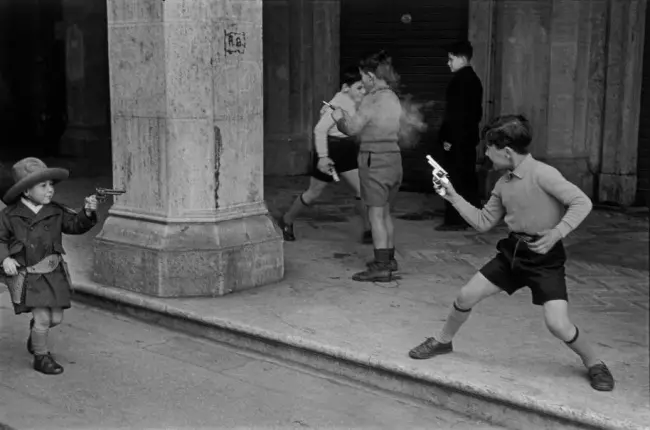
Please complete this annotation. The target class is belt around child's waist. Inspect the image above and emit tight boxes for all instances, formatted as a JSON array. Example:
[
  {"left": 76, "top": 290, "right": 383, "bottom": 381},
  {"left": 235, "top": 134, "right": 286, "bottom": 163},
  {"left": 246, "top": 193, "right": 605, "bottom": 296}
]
[{"left": 509, "top": 232, "right": 540, "bottom": 243}]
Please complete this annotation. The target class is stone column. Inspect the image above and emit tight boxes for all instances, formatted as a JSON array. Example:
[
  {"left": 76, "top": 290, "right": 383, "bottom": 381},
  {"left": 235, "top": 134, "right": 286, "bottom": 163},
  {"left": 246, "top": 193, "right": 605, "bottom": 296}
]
[
  {"left": 93, "top": 0, "right": 284, "bottom": 297},
  {"left": 545, "top": 0, "right": 610, "bottom": 194},
  {"left": 59, "top": 0, "right": 111, "bottom": 161},
  {"left": 598, "top": 0, "right": 647, "bottom": 205}
]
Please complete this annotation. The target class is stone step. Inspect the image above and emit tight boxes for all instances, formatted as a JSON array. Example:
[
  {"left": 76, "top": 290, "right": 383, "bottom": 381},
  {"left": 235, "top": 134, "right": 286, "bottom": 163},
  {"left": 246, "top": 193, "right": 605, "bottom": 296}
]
[{"left": 72, "top": 281, "right": 641, "bottom": 430}]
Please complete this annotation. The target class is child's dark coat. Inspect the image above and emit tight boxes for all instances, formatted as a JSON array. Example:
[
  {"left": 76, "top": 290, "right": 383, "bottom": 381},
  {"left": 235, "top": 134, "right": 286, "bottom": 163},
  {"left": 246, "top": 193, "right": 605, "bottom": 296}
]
[{"left": 0, "top": 201, "right": 96, "bottom": 314}]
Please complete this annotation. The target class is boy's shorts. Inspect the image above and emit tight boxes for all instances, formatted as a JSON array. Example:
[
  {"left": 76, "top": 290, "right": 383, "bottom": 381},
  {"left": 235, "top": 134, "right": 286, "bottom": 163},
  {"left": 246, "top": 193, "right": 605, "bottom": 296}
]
[
  {"left": 480, "top": 232, "right": 568, "bottom": 306},
  {"left": 311, "top": 136, "right": 359, "bottom": 183},
  {"left": 358, "top": 151, "right": 403, "bottom": 207}
]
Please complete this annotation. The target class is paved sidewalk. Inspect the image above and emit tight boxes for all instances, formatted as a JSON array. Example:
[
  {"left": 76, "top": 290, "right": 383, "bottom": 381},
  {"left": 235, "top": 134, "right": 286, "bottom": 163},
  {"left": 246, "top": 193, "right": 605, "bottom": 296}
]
[
  {"left": 10, "top": 175, "right": 650, "bottom": 429},
  {"left": 1, "top": 297, "right": 497, "bottom": 430}
]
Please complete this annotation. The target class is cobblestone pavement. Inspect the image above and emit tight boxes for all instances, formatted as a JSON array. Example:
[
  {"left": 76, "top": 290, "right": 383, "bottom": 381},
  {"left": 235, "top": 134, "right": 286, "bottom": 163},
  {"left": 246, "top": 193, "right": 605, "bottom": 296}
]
[{"left": 8, "top": 173, "right": 649, "bottom": 428}]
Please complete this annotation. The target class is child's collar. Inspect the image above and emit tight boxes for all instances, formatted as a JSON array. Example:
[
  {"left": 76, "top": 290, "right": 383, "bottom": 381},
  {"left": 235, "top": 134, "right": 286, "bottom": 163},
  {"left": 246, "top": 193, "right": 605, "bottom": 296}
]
[{"left": 21, "top": 197, "right": 43, "bottom": 214}]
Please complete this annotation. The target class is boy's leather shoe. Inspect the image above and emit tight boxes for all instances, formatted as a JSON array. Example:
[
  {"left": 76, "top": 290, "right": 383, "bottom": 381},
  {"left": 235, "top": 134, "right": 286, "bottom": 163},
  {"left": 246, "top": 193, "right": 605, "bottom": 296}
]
[
  {"left": 408, "top": 337, "right": 453, "bottom": 359},
  {"left": 33, "top": 353, "right": 64, "bottom": 375},
  {"left": 588, "top": 362, "right": 614, "bottom": 391},
  {"left": 352, "top": 262, "right": 395, "bottom": 282},
  {"left": 277, "top": 217, "right": 295, "bottom": 241},
  {"left": 366, "top": 259, "right": 399, "bottom": 272}
]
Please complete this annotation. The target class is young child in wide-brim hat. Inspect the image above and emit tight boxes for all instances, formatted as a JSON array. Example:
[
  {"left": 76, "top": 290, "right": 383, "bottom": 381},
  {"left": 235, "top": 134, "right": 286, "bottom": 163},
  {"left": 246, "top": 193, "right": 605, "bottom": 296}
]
[{"left": 0, "top": 157, "right": 98, "bottom": 375}]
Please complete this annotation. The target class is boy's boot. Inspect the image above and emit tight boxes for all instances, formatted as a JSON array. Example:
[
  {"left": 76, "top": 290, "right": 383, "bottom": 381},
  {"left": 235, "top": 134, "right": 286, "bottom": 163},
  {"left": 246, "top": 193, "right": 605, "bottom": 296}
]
[
  {"left": 366, "top": 247, "right": 398, "bottom": 272},
  {"left": 353, "top": 249, "right": 395, "bottom": 282},
  {"left": 34, "top": 354, "right": 64, "bottom": 375},
  {"left": 31, "top": 327, "right": 63, "bottom": 375}
]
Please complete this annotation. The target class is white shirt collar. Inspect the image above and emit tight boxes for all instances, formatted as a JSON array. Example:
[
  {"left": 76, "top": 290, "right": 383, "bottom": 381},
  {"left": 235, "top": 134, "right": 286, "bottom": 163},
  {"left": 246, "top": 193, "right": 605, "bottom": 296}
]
[{"left": 21, "top": 197, "right": 43, "bottom": 214}]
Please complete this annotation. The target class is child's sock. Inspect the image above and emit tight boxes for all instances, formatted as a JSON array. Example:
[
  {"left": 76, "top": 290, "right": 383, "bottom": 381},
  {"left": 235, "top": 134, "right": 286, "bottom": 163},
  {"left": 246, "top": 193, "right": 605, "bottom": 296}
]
[
  {"left": 283, "top": 194, "right": 310, "bottom": 225},
  {"left": 438, "top": 301, "right": 472, "bottom": 343},
  {"left": 31, "top": 327, "right": 49, "bottom": 356},
  {"left": 565, "top": 326, "right": 600, "bottom": 368},
  {"left": 389, "top": 248, "right": 395, "bottom": 261}
]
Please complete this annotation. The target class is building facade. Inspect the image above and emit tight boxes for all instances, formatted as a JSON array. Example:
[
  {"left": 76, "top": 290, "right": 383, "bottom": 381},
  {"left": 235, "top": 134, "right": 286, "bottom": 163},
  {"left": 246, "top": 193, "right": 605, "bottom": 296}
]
[{"left": 0, "top": 0, "right": 647, "bottom": 207}]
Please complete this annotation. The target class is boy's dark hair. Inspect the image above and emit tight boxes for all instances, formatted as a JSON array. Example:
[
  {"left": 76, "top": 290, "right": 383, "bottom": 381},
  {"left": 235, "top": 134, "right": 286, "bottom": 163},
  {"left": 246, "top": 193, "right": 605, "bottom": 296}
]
[
  {"left": 481, "top": 114, "right": 533, "bottom": 154},
  {"left": 359, "top": 50, "right": 401, "bottom": 91},
  {"left": 340, "top": 65, "right": 362, "bottom": 87},
  {"left": 445, "top": 40, "right": 474, "bottom": 61}
]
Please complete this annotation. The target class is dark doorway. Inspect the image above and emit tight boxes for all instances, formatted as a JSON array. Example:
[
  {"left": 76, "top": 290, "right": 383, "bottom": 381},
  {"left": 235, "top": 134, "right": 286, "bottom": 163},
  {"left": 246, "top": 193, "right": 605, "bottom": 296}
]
[
  {"left": 340, "top": 0, "right": 470, "bottom": 192},
  {"left": 0, "top": 0, "right": 67, "bottom": 163}
]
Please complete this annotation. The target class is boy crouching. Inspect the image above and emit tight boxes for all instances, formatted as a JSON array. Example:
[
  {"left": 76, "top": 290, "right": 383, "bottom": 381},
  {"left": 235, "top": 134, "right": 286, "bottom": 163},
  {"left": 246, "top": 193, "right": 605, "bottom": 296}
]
[{"left": 409, "top": 115, "right": 614, "bottom": 392}]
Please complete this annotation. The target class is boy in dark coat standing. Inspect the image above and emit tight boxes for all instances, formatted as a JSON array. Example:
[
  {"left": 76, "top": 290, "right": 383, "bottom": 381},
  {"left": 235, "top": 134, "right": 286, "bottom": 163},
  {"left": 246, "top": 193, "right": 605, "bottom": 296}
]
[
  {"left": 0, "top": 157, "right": 98, "bottom": 375},
  {"left": 437, "top": 40, "right": 483, "bottom": 231}
]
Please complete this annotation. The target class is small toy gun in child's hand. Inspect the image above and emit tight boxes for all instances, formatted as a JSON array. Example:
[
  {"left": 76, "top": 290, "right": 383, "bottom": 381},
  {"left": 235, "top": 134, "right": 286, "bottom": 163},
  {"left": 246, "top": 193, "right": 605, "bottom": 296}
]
[
  {"left": 426, "top": 155, "right": 450, "bottom": 196},
  {"left": 330, "top": 167, "right": 340, "bottom": 182},
  {"left": 95, "top": 187, "right": 126, "bottom": 202}
]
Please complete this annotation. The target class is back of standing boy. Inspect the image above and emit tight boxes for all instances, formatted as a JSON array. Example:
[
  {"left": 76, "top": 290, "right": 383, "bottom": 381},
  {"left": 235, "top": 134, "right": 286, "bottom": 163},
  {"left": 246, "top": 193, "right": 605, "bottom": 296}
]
[{"left": 409, "top": 115, "right": 615, "bottom": 392}]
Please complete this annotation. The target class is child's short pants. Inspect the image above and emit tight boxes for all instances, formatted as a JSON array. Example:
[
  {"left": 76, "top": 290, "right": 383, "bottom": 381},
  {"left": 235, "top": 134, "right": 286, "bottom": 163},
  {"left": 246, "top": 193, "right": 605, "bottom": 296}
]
[
  {"left": 311, "top": 136, "right": 359, "bottom": 183},
  {"left": 480, "top": 232, "right": 568, "bottom": 306},
  {"left": 358, "top": 151, "right": 402, "bottom": 207}
]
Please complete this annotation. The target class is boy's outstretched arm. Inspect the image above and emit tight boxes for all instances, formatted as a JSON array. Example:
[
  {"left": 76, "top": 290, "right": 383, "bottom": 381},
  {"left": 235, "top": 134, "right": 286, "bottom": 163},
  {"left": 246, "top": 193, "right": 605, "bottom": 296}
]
[
  {"left": 57, "top": 202, "right": 97, "bottom": 235},
  {"left": 438, "top": 176, "right": 504, "bottom": 232},
  {"left": 536, "top": 165, "right": 593, "bottom": 238}
]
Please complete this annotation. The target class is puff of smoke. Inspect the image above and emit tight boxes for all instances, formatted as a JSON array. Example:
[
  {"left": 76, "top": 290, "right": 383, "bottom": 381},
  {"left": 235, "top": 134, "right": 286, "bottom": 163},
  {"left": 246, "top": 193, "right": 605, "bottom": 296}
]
[{"left": 398, "top": 94, "right": 434, "bottom": 150}]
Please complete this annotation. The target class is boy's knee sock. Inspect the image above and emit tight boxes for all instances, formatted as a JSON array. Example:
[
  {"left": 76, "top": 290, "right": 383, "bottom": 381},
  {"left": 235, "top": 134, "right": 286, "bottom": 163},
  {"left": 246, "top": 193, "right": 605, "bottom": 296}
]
[
  {"left": 438, "top": 301, "right": 472, "bottom": 344},
  {"left": 565, "top": 326, "right": 600, "bottom": 368},
  {"left": 31, "top": 327, "right": 49, "bottom": 355},
  {"left": 284, "top": 194, "right": 310, "bottom": 225}
]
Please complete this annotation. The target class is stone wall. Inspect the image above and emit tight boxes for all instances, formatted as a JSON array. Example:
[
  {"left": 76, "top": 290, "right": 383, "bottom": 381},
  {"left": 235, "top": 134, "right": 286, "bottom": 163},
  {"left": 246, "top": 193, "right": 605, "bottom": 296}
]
[{"left": 470, "top": 0, "right": 647, "bottom": 205}]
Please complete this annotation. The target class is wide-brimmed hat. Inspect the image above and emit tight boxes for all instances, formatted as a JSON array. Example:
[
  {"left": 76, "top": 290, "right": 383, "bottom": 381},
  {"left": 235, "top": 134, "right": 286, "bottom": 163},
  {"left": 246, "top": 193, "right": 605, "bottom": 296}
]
[{"left": 3, "top": 157, "right": 69, "bottom": 204}]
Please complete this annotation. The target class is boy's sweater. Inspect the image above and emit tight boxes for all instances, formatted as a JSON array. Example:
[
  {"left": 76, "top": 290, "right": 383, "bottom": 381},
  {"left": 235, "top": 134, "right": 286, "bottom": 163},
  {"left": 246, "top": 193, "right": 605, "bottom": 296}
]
[
  {"left": 335, "top": 87, "right": 402, "bottom": 153},
  {"left": 450, "top": 155, "right": 593, "bottom": 238}
]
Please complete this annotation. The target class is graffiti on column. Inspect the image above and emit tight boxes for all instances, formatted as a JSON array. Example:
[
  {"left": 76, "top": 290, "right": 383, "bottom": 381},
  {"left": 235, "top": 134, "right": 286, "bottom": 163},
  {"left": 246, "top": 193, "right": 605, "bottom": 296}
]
[{"left": 224, "top": 30, "right": 246, "bottom": 56}]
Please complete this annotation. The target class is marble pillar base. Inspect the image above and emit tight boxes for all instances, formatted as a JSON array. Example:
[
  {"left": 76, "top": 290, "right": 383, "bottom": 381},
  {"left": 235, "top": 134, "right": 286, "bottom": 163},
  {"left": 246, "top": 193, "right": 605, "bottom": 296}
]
[{"left": 92, "top": 212, "right": 284, "bottom": 297}]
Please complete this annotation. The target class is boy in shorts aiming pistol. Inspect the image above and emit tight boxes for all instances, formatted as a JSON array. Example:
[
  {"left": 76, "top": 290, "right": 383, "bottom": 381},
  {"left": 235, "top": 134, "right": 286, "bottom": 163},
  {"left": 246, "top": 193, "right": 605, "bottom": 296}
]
[{"left": 409, "top": 114, "right": 614, "bottom": 392}]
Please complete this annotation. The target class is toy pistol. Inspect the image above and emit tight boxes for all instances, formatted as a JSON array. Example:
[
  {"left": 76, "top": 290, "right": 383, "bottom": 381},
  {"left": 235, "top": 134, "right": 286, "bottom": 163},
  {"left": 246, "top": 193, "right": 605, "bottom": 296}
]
[
  {"left": 426, "top": 155, "right": 449, "bottom": 196},
  {"left": 330, "top": 167, "right": 340, "bottom": 182},
  {"left": 95, "top": 187, "right": 126, "bottom": 202}
]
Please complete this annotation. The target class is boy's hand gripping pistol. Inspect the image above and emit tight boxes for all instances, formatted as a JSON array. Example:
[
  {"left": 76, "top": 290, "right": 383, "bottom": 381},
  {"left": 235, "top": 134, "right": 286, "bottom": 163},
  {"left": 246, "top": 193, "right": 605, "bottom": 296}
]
[
  {"left": 95, "top": 187, "right": 126, "bottom": 202},
  {"left": 426, "top": 155, "right": 450, "bottom": 196}
]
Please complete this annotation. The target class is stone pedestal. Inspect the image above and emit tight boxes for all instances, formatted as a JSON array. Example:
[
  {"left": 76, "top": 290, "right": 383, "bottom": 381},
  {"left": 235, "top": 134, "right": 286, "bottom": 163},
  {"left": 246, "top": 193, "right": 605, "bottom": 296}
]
[
  {"left": 93, "top": 0, "right": 284, "bottom": 297},
  {"left": 59, "top": 0, "right": 111, "bottom": 160}
]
